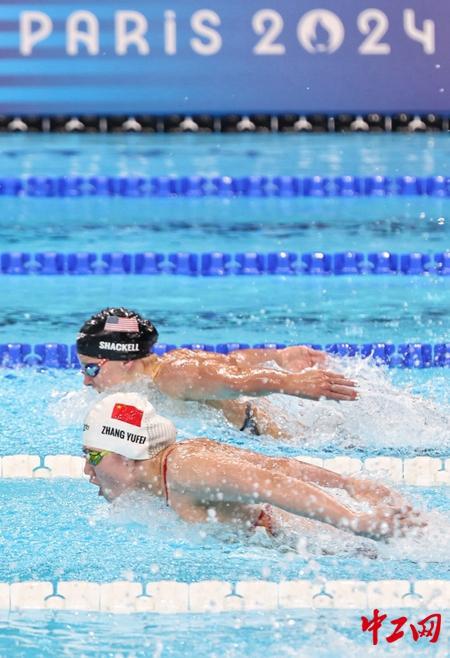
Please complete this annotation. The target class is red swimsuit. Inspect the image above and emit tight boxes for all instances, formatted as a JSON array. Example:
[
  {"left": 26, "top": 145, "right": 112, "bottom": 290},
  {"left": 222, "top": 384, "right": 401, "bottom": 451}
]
[{"left": 159, "top": 444, "right": 178, "bottom": 505}]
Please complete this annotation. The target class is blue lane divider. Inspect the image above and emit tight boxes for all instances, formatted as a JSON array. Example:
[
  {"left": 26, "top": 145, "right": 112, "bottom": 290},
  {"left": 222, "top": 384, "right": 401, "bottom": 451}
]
[
  {"left": 3, "top": 175, "right": 450, "bottom": 197},
  {"left": 0, "top": 342, "right": 448, "bottom": 369},
  {"left": 1, "top": 251, "right": 450, "bottom": 275}
]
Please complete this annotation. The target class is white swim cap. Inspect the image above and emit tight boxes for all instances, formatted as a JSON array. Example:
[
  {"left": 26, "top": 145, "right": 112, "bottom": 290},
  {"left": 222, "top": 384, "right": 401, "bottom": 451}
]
[{"left": 83, "top": 392, "right": 176, "bottom": 460}]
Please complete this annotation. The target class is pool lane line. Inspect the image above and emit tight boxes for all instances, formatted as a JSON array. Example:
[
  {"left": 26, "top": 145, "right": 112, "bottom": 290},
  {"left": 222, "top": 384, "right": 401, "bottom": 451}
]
[
  {"left": 1, "top": 249, "right": 449, "bottom": 275},
  {"left": 0, "top": 454, "right": 449, "bottom": 486},
  {"left": 0, "top": 579, "right": 448, "bottom": 613},
  {"left": 1, "top": 174, "right": 450, "bottom": 198}
]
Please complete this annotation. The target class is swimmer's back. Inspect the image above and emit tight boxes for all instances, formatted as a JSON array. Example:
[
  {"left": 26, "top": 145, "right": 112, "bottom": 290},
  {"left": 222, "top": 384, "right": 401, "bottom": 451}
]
[{"left": 163, "top": 437, "right": 275, "bottom": 477}]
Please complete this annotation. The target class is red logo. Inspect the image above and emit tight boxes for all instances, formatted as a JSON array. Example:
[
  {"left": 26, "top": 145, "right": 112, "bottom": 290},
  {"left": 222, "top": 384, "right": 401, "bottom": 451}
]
[
  {"left": 361, "top": 610, "right": 442, "bottom": 645},
  {"left": 111, "top": 403, "right": 143, "bottom": 427}
]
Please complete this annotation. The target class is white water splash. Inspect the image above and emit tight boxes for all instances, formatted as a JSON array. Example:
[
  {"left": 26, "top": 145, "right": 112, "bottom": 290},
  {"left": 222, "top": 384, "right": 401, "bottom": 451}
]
[
  {"left": 263, "top": 358, "right": 450, "bottom": 450},
  {"left": 49, "top": 359, "right": 450, "bottom": 452},
  {"left": 376, "top": 507, "right": 450, "bottom": 564},
  {"left": 97, "top": 489, "right": 450, "bottom": 564},
  {"left": 48, "top": 386, "right": 97, "bottom": 426}
]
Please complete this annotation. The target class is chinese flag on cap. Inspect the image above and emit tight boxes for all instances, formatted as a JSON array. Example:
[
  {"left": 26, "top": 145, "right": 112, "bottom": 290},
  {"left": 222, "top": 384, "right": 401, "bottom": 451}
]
[{"left": 111, "top": 403, "right": 143, "bottom": 427}]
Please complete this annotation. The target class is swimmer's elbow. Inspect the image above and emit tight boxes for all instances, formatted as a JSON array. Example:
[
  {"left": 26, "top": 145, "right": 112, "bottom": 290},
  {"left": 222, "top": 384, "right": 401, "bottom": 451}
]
[{"left": 181, "top": 367, "right": 245, "bottom": 400}]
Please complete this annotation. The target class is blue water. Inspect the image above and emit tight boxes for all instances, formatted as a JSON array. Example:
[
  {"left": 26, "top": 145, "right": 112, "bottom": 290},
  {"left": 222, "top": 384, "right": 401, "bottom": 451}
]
[
  {"left": 1, "top": 196, "right": 449, "bottom": 253},
  {"left": 0, "top": 134, "right": 449, "bottom": 255},
  {"left": 2, "top": 133, "right": 450, "bottom": 177},
  {"left": 0, "top": 276, "right": 449, "bottom": 346},
  {"left": 0, "top": 133, "right": 449, "bottom": 657},
  {"left": 2, "top": 610, "right": 447, "bottom": 658},
  {"left": 0, "top": 479, "right": 448, "bottom": 583}
]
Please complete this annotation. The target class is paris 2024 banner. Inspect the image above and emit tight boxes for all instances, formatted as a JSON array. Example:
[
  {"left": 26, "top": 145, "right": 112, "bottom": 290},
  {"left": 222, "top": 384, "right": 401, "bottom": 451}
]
[{"left": 0, "top": 1, "right": 449, "bottom": 114}]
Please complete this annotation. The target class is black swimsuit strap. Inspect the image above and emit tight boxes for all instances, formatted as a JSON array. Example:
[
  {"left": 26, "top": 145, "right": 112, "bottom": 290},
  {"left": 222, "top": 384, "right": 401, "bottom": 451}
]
[{"left": 239, "top": 402, "right": 261, "bottom": 436}]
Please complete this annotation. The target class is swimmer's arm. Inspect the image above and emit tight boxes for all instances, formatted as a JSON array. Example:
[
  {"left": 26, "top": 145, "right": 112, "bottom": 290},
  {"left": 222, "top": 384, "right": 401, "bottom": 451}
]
[
  {"left": 273, "top": 458, "right": 408, "bottom": 508},
  {"left": 174, "top": 456, "right": 359, "bottom": 531},
  {"left": 344, "top": 476, "right": 408, "bottom": 508},
  {"left": 229, "top": 346, "right": 327, "bottom": 372},
  {"left": 154, "top": 358, "right": 357, "bottom": 402}
]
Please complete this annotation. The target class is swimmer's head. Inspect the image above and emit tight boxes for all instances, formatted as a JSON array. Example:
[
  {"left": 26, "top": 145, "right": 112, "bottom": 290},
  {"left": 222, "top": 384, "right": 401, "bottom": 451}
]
[
  {"left": 82, "top": 392, "right": 176, "bottom": 500},
  {"left": 77, "top": 307, "right": 158, "bottom": 361},
  {"left": 77, "top": 308, "right": 158, "bottom": 391}
]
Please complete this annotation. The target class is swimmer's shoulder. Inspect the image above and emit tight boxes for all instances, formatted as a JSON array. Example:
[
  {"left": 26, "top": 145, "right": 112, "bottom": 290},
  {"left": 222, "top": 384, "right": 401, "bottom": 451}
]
[
  {"left": 163, "top": 438, "right": 216, "bottom": 480},
  {"left": 148, "top": 349, "right": 191, "bottom": 381},
  {"left": 153, "top": 348, "right": 223, "bottom": 378},
  {"left": 175, "top": 436, "right": 216, "bottom": 450},
  {"left": 168, "top": 437, "right": 218, "bottom": 461},
  {"left": 175, "top": 437, "right": 241, "bottom": 461}
]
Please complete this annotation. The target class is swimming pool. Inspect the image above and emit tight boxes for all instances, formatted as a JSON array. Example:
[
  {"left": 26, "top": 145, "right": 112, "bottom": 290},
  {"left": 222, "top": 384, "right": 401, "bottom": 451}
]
[{"left": 0, "top": 133, "right": 449, "bottom": 656}]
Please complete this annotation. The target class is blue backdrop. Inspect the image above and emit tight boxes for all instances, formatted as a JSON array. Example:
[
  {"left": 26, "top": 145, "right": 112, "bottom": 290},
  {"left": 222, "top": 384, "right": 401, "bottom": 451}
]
[{"left": 0, "top": 1, "right": 448, "bottom": 114}]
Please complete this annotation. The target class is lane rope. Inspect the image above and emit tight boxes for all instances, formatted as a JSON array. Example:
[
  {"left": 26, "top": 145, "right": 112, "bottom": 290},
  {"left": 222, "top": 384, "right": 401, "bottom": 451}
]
[
  {"left": 1, "top": 250, "right": 449, "bottom": 275},
  {"left": 0, "top": 578, "right": 448, "bottom": 613},
  {"left": 1, "top": 454, "right": 449, "bottom": 486},
  {"left": 0, "top": 174, "right": 449, "bottom": 197}
]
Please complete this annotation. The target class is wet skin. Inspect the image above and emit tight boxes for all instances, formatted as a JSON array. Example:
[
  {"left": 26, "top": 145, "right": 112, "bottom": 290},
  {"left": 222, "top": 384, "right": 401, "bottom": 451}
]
[
  {"left": 78, "top": 347, "right": 358, "bottom": 439},
  {"left": 82, "top": 440, "right": 425, "bottom": 541},
  {"left": 78, "top": 347, "right": 358, "bottom": 401}
]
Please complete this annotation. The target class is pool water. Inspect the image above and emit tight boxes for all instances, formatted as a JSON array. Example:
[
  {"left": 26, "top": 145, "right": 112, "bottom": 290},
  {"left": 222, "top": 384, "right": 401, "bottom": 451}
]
[
  {"left": 3, "top": 133, "right": 450, "bottom": 177},
  {"left": 2, "top": 610, "right": 447, "bottom": 658},
  {"left": 0, "top": 133, "right": 449, "bottom": 656},
  {"left": 2, "top": 367, "right": 450, "bottom": 457},
  {"left": 3, "top": 195, "right": 448, "bottom": 253},
  {"left": 0, "top": 275, "right": 449, "bottom": 346},
  {"left": 0, "top": 478, "right": 449, "bottom": 583},
  {"left": 0, "top": 133, "right": 449, "bottom": 256}
]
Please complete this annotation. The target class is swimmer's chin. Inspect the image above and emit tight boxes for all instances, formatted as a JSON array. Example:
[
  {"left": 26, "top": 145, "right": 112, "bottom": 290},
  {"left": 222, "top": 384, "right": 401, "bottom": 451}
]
[{"left": 98, "top": 487, "right": 125, "bottom": 503}]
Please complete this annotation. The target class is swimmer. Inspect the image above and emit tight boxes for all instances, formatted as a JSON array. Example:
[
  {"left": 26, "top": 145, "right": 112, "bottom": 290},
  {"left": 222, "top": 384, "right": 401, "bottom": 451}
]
[
  {"left": 77, "top": 307, "right": 357, "bottom": 439},
  {"left": 82, "top": 392, "right": 424, "bottom": 543}
]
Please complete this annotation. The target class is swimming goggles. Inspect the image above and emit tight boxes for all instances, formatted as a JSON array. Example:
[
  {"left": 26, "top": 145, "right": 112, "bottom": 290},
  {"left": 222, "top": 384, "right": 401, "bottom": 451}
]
[
  {"left": 84, "top": 449, "right": 110, "bottom": 466},
  {"left": 81, "top": 359, "right": 108, "bottom": 378}
]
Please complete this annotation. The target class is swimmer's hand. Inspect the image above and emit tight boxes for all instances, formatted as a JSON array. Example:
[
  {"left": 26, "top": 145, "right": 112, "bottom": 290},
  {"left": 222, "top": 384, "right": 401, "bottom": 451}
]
[
  {"left": 286, "top": 369, "right": 358, "bottom": 402},
  {"left": 350, "top": 506, "right": 426, "bottom": 540}
]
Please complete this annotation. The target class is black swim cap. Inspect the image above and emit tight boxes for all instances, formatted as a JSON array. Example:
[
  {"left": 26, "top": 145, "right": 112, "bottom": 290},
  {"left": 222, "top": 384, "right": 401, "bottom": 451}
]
[{"left": 76, "top": 307, "right": 158, "bottom": 361}]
